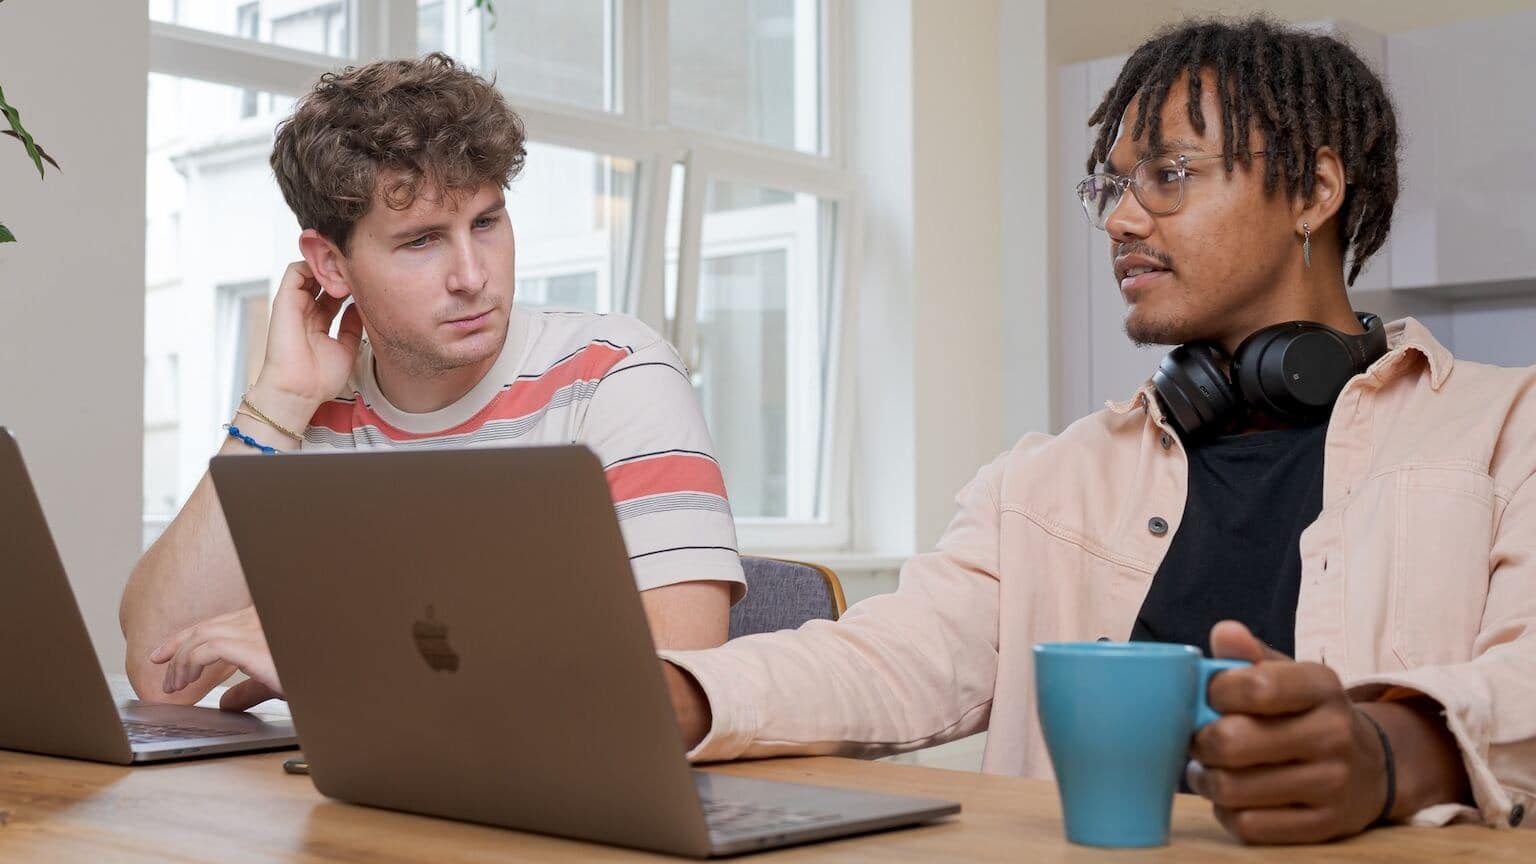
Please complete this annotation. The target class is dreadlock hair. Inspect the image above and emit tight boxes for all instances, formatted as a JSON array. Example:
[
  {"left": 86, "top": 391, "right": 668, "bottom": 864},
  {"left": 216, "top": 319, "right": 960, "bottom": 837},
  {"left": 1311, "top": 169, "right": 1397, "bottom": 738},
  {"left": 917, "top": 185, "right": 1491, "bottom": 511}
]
[{"left": 1086, "top": 17, "right": 1399, "bottom": 286}]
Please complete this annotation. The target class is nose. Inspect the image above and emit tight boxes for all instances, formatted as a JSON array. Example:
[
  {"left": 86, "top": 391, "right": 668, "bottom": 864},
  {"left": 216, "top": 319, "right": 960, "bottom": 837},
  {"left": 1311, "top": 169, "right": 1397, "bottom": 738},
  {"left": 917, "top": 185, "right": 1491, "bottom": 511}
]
[
  {"left": 445, "top": 231, "right": 488, "bottom": 294},
  {"left": 1104, "top": 181, "right": 1153, "bottom": 244}
]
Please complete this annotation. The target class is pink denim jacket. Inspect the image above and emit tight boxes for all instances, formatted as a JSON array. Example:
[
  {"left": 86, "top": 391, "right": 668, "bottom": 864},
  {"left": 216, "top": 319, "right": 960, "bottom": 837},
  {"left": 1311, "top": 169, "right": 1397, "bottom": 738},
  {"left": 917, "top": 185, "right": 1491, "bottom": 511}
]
[{"left": 662, "top": 318, "right": 1536, "bottom": 829}]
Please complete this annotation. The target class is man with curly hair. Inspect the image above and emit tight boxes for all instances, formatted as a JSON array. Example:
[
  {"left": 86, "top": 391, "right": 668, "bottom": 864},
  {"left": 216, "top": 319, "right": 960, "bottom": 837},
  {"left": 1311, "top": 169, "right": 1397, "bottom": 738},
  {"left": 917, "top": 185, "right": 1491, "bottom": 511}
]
[{"left": 122, "top": 54, "right": 744, "bottom": 711}]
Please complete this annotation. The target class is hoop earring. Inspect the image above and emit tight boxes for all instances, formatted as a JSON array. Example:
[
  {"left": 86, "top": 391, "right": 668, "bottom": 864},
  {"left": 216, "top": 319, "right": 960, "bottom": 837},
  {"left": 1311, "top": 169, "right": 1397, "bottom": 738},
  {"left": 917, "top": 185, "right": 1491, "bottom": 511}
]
[{"left": 1302, "top": 222, "right": 1312, "bottom": 269}]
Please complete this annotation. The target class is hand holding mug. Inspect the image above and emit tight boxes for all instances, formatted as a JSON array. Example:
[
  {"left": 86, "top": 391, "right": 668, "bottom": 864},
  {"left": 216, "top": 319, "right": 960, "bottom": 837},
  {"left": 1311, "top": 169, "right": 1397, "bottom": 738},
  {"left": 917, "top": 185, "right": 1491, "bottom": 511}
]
[{"left": 1187, "top": 621, "right": 1391, "bottom": 844}]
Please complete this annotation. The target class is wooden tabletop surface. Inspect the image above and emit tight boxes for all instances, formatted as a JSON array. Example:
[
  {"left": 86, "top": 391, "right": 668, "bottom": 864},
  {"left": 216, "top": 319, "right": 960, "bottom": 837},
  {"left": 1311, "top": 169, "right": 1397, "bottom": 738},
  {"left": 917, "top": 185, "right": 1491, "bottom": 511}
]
[{"left": 1, "top": 749, "right": 1532, "bottom": 862}]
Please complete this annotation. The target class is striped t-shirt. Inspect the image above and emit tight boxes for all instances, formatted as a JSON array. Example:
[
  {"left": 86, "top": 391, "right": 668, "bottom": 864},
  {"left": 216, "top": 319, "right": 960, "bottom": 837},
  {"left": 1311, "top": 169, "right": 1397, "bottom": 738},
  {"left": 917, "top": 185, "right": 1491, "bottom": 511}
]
[{"left": 301, "top": 307, "right": 745, "bottom": 598}]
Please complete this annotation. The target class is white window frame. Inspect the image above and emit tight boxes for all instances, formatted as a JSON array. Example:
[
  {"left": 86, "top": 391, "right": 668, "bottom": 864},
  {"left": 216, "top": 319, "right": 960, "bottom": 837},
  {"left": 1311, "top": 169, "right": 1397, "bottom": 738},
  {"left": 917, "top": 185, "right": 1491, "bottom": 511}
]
[
  {"left": 148, "top": 0, "right": 857, "bottom": 551},
  {"left": 215, "top": 278, "right": 273, "bottom": 419}
]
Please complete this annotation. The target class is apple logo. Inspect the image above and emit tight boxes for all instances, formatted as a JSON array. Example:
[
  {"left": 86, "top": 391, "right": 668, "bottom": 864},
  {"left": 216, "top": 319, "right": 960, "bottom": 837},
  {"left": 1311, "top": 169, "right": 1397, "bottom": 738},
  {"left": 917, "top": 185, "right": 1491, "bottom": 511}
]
[{"left": 412, "top": 605, "right": 460, "bottom": 672}]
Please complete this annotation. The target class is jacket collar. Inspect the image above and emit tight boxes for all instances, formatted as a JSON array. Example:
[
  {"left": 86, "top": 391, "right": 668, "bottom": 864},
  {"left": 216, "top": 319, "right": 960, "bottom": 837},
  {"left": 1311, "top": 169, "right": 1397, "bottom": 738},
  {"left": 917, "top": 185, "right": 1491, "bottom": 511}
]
[{"left": 1105, "top": 317, "right": 1455, "bottom": 419}]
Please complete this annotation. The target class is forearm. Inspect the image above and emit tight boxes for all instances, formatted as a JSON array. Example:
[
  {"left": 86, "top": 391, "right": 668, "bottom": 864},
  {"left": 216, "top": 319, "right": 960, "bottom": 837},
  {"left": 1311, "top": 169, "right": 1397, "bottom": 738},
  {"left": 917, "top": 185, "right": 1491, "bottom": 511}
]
[
  {"left": 121, "top": 403, "right": 307, "bottom": 701},
  {"left": 664, "top": 661, "right": 712, "bottom": 749},
  {"left": 1356, "top": 696, "right": 1473, "bottom": 821}
]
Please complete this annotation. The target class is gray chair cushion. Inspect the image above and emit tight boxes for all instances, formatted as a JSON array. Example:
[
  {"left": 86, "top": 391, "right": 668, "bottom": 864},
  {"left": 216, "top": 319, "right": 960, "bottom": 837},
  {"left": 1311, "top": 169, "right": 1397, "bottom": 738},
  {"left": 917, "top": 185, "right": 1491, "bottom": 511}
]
[{"left": 729, "top": 557, "right": 839, "bottom": 640}]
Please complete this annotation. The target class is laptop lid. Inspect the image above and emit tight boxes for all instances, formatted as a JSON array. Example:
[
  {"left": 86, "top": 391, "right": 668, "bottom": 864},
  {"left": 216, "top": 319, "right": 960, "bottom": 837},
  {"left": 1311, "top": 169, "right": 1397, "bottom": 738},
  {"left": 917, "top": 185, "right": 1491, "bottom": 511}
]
[
  {"left": 0, "top": 428, "right": 136, "bottom": 763},
  {"left": 0, "top": 429, "right": 298, "bottom": 764},
  {"left": 212, "top": 446, "right": 715, "bottom": 857}
]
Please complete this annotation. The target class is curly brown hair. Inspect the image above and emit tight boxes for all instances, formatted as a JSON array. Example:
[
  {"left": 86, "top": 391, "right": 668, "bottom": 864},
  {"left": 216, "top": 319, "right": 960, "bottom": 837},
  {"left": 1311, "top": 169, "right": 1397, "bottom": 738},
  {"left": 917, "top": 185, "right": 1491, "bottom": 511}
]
[{"left": 270, "top": 52, "right": 527, "bottom": 252}]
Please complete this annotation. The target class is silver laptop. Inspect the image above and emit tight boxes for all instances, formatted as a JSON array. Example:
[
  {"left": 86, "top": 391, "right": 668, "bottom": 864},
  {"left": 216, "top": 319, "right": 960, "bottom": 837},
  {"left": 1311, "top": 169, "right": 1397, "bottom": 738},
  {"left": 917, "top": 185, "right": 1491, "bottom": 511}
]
[
  {"left": 0, "top": 428, "right": 297, "bottom": 764},
  {"left": 211, "top": 445, "right": 959, "bottom": 858}
]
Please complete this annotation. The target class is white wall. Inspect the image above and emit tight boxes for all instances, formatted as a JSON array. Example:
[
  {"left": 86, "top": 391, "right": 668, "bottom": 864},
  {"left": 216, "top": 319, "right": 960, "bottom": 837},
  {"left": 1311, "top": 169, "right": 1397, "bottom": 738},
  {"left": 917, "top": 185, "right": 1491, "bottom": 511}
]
[
  {"left": 1046, "top": 0, "right": 1536, "bottom": 65},
  {"left": 0, "top": 3, "right": 148, "bottom": 672},
  {"left": 999, "top": 2, "right": 1053, "bottom": 445},
  {"left": 849, "top": 0, "right": 1009, "bottom": 553},
  {"left": 848, "top": 0, "right": 918, "bottom": 555},
  {"left": 910, "top": 0, "right": 1006, "bottom": 548}
]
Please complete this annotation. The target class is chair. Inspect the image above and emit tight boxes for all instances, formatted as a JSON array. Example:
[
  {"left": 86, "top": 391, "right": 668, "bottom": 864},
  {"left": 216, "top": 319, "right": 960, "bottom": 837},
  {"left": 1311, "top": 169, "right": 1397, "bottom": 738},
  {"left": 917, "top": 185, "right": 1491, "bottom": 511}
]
[{"left": 729, "top": 556, "right": 848, "bottom": 640}]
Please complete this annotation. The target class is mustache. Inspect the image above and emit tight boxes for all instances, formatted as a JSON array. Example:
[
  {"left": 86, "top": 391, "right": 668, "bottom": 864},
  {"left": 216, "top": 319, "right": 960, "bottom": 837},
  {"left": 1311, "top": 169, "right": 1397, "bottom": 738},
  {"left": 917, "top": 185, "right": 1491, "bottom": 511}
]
[{"left": 1114, "top": 241, "right": 1174, "bottom": 269}]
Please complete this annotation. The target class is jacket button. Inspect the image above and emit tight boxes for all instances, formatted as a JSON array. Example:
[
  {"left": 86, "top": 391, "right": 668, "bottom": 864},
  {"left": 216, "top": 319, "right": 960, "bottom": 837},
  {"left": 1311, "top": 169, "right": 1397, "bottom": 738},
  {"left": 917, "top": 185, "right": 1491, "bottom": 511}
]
[
  {"left": 1512, "top": 803, "right": 1526, "bottom": 827},
  {"left": 1160, "top": 432, "right": 1173, "bottom": 450},
  {"left": 1148, "top": 516, "right": 1169, "bottom": 536}
]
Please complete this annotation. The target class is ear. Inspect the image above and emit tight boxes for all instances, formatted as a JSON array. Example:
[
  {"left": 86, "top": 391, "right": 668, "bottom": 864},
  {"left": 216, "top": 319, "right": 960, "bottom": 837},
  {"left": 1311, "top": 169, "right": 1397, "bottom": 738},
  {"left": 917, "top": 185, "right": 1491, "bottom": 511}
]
[
  {"left": 1295, "top": 144, "right": 1347, "bottom": 238},
  {"left": 298, "top": 229, "right": 353, "bottom": 301}
]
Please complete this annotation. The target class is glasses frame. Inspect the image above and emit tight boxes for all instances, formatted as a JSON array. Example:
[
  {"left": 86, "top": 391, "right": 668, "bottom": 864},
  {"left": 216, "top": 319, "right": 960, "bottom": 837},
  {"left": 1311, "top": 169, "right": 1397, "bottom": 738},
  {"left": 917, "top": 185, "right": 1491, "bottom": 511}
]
[{"left": 1076, "top": 151, "right": 1268, "bottom": 229}]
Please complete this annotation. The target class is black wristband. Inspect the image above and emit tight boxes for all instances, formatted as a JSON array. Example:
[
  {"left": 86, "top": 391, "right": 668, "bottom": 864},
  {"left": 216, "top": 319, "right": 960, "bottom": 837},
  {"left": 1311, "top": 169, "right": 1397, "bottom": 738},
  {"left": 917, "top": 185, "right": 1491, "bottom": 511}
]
[{"left": 1357, "top": 708, "right": 1397, "bottom": 825}]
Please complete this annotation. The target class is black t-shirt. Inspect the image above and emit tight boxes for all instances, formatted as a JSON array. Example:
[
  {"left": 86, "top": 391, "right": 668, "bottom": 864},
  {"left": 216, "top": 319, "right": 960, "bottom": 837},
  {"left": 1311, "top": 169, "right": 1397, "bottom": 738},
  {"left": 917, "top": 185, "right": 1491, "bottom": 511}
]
[{"left": 1130, "top": 422, "right": 1327, "bottom": 658}]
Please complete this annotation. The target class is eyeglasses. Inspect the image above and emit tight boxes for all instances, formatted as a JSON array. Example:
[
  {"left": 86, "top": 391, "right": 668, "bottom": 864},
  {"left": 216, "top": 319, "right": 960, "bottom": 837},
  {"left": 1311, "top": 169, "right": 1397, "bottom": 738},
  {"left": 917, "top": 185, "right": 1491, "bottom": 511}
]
[{"left": 1075, "top": 152, "right": 1267, "bottom": 230}]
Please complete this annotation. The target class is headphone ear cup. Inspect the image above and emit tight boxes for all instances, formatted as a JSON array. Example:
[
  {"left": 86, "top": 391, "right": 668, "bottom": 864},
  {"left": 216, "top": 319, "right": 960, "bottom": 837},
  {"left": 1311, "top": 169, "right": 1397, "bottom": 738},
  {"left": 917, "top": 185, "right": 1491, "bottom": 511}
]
[
  {"left": 1152, "top": 343, "right": 1241, "bottom": 440},
  {"left": 1233, "top": 324, "right": 1355, "bottom": 422}
]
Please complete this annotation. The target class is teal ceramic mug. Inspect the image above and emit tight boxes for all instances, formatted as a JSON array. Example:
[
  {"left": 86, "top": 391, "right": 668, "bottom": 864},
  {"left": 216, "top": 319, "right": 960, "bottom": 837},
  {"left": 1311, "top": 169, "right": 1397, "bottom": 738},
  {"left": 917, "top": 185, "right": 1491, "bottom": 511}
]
[{"left": 1033, "top": 641, "right": 1249, "bottom": 847}]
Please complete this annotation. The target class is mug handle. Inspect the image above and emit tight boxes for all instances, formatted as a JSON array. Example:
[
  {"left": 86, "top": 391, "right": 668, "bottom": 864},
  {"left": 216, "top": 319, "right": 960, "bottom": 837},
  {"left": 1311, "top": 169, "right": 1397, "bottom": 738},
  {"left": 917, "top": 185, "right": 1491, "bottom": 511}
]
[{"left": 1194, "top": 658, "right": 1251, "bottom": 730}]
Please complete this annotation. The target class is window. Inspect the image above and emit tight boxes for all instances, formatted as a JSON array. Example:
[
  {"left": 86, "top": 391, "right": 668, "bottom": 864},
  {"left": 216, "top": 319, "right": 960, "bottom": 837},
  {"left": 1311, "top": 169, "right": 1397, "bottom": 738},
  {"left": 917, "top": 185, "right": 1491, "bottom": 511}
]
[
  {"left": 151, "top": 0, "right": 356, "bottom": 58},
  {"left": 508, "top": 143, "right": 638, "bottom": 313},
  {"left": 237, "top": 3, "right": 261, "bottom": 116},
  {"left": 219, "top": 281, "right": 273, "bottom": 417},
  {"left": 146, "top": 0, "right": 852, "bottom": 550},
  {"left": 693, "top": 182, "right": 836, "bottom": 520},
  {"left": 458, "top": 0, "right": 613, "bottom": 109},
  {"left": 144, "top": 71, "right": 296, "bottom": 520},
  {"left": 669, "top": 0, "right": 821, "bottom": 153},
  {"left": 270, "top": 2, "right": 349, "bottom": 56}
]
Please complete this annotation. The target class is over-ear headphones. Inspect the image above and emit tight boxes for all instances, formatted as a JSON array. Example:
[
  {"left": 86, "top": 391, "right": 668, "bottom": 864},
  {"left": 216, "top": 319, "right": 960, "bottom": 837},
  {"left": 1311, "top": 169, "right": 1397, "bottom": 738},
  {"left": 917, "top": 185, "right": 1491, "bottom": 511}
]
[{"left": 1152, "top": 312, "right": 1388, "bottom": 441}]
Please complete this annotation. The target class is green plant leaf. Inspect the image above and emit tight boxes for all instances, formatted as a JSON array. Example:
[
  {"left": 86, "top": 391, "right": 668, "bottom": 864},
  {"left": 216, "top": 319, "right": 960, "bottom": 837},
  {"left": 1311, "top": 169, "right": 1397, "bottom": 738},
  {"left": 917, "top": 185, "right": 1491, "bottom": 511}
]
[
  {"left": 0, "top": 84, "right": 47, "bottom": 179},
  {"left": 0, "top": 130, "right": 58, "bottom": 170},
  {"left": 0, "top": 222, "right": 15, "bottom": 244},
  {"left": 470, "top": 0, "right": 496, "bottom": 30}
]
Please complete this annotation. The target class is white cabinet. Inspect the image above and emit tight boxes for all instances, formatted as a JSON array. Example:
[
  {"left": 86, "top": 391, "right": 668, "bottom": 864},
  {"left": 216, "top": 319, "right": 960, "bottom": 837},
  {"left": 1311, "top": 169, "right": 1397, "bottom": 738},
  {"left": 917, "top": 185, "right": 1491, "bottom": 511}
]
[{"left": 1388, "top": 9, "right": 1536, "bottom": 295}]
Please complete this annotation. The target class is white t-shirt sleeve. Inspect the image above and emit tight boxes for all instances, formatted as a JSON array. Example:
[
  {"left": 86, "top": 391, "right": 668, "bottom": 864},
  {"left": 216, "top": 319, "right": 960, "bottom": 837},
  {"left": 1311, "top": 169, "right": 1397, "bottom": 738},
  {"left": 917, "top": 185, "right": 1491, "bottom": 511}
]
[{"left": 581, "top": 333, "right": 746, "bottom": 602}]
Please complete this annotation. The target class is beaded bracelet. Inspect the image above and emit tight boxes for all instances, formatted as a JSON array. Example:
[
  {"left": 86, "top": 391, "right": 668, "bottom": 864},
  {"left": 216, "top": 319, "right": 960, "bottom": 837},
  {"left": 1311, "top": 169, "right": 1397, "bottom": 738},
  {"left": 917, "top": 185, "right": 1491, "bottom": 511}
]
[{"left": 223, "top": 424, "right": 278, "bottom": 455}]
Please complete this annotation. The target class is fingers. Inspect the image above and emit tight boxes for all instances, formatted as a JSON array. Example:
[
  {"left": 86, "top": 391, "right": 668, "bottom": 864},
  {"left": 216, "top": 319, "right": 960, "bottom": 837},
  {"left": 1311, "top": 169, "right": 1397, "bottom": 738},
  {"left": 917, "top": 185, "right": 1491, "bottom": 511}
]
[
  {"left": 149, "top": 608, "right": 266, "bottom": 695},
  {"left": 1192, "top": 707, "right": 1353, "bottom": 769},
  {"left": 274, "top": 261, "right": 321, "bottom": 311},
  {"left": 306, "top": 288, "right": 348, "bottom": 337},
  {"left": 1209, "top": 620, "right": 1289, "bottom": 663},
  {"left": 1213, "top": 803, "right": 1345, "bottom": 846},
  {"left": 1207, "top": 658, "right": 1343, "bottom": 717},
  {"left": 336, "top": 301, "right": 364, "bottom": 354},
  {"left": 1190, "top": 759, "right": 1351, "bottom": 809},
  {"left": 220, "top": 678, "right": 282, "bottom": 712},
  {"left": 278, "top": 260, "right": 317, "bottom": 294},
  {"left": 160, "top": 637, "right": 235, "bottom": 695}
]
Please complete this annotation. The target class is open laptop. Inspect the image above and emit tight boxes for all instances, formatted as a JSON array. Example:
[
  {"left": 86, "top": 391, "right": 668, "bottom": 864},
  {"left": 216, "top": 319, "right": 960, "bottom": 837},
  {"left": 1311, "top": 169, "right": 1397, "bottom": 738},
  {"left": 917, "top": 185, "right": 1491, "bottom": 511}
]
[
  {"left": 0, "top": 428, "right": 297, "bottom": 764},
  {"left": 211, "top": 445, "right": 959, "bottom": 858}
]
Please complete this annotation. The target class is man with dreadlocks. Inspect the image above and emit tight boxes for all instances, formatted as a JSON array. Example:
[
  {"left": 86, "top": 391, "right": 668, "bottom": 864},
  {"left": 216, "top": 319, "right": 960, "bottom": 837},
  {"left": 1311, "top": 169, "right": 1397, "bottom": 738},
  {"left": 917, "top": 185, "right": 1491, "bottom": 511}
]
[{"left": 652, "top": 17, "right": 1536, "bottom": 844}]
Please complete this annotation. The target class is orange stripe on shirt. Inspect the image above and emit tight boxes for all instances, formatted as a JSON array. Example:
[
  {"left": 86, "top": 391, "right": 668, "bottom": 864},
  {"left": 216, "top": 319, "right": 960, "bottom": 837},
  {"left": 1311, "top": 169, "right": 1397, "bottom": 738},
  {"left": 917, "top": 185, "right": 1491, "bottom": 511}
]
[
  {"left": 306, "top": 342, "right": 631, "bottom": 441},
  {"left": 605, "top": 453, "right": 729, "bottom": 504}
]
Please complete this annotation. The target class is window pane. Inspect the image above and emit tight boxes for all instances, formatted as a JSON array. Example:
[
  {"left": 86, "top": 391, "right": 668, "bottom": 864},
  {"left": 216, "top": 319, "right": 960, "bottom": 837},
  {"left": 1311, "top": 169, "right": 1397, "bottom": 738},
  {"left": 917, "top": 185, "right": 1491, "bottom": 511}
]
[
  {"left": 509, "top": 142, "right": 638, "bottom": 313},
  {"left": 429, "top": 0, "right": 613, "bottom": 111},
  {"left": 669, "top": 0, "right": 820, "bottom": 152},
  {"left": 694, "top": 180, "right": 836, "bottom": 519},
  {"left": 146, "top": 74, "right": 298, "bottom": 519},
  {"left": 418, "top": 0, "right": 488, "bottom": 66},
  {"left": 151, "top": 0, "right": 355, "bottom": 58}
]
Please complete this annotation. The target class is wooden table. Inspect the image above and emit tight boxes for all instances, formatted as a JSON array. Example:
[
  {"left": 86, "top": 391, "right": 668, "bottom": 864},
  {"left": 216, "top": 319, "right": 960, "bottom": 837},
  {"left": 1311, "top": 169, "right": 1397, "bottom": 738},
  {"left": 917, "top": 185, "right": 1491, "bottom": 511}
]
[{"left": 1, "top": 750, "right": 1532, "bottom": 862}]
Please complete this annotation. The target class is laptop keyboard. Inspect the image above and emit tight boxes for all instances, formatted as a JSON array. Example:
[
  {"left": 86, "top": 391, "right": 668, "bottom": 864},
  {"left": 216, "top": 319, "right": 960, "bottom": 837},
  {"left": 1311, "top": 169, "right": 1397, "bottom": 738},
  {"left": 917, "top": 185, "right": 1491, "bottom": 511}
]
[
  {"left": 702, "top": 799, "right": 843, "bottom": 838},
  {"left": 123, "top": 720, "right": 246, "bottom": 744}
]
